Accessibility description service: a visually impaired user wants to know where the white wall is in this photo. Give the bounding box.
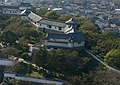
[4,73,16,78]
[39,23,64,32]
[45,42,73,48]
[45,41,85,48]
[73,41,85,47]
[19,7,31,10]
[2,10,21,15]
[64,25,75,34]
[0,59,15,66]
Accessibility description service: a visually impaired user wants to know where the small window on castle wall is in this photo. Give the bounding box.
[48,25,51,28]
[59,27,62,30]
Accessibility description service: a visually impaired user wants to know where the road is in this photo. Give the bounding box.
[85,49,120,73]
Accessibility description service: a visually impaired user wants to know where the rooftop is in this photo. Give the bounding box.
[45,32,85,43]
[28,12,42,22]
[0,5,19,9]
[40,19,66,28]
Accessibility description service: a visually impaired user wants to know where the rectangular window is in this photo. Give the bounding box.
[48,25,51,28]
[59,27,62,30]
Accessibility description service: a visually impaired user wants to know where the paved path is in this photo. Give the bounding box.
[85,49,120,73]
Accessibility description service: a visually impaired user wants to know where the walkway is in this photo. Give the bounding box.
[85,49,120,73]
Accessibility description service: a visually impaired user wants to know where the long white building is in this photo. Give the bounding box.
[4,72,65,85]
[27,12,78,34]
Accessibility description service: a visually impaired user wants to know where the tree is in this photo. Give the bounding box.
[104,49,120,67]
[44,49,96,76]
[18,28,39,40]
[0,30,18,46]
[0,50,6,58]
[0,66,4,83]
[21,53,30,60]
[68,68,120,85]
[58,14,73,21]
[35,8,49,17]
[45,11,60,19]
[0,82,6,85]
[77,17,97,32]
[32,48,48,66]
[3,47,19,56]
[102,30,119,38]
[14,63,28,75]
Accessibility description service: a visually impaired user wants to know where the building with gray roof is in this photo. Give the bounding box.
[0,2,31,15]
[44,32,85,49]
[27,12,78,34]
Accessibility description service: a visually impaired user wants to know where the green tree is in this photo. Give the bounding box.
[58,14,73,21]
[102,30,119,38]
[45,11,60,19]
[68,68,120,85]
[21,53,30,60]
[0,30,18,45]
[35,8,49,17]
[77,17,97,32]
[32,48,48,66]
[14,63,28,75]
[104,49,120,67]
[3,47,19,56]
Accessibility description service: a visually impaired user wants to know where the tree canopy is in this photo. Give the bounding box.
[104,49,120,68]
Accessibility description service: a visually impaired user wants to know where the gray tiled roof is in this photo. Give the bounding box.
[28,12,42,22]
[40,19,66,28]
[19,3,31,7]
[45,32,84,43]
[0,5,19,10]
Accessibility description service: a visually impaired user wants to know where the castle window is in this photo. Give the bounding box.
[48,25,51,28]
[58,27,62,30]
